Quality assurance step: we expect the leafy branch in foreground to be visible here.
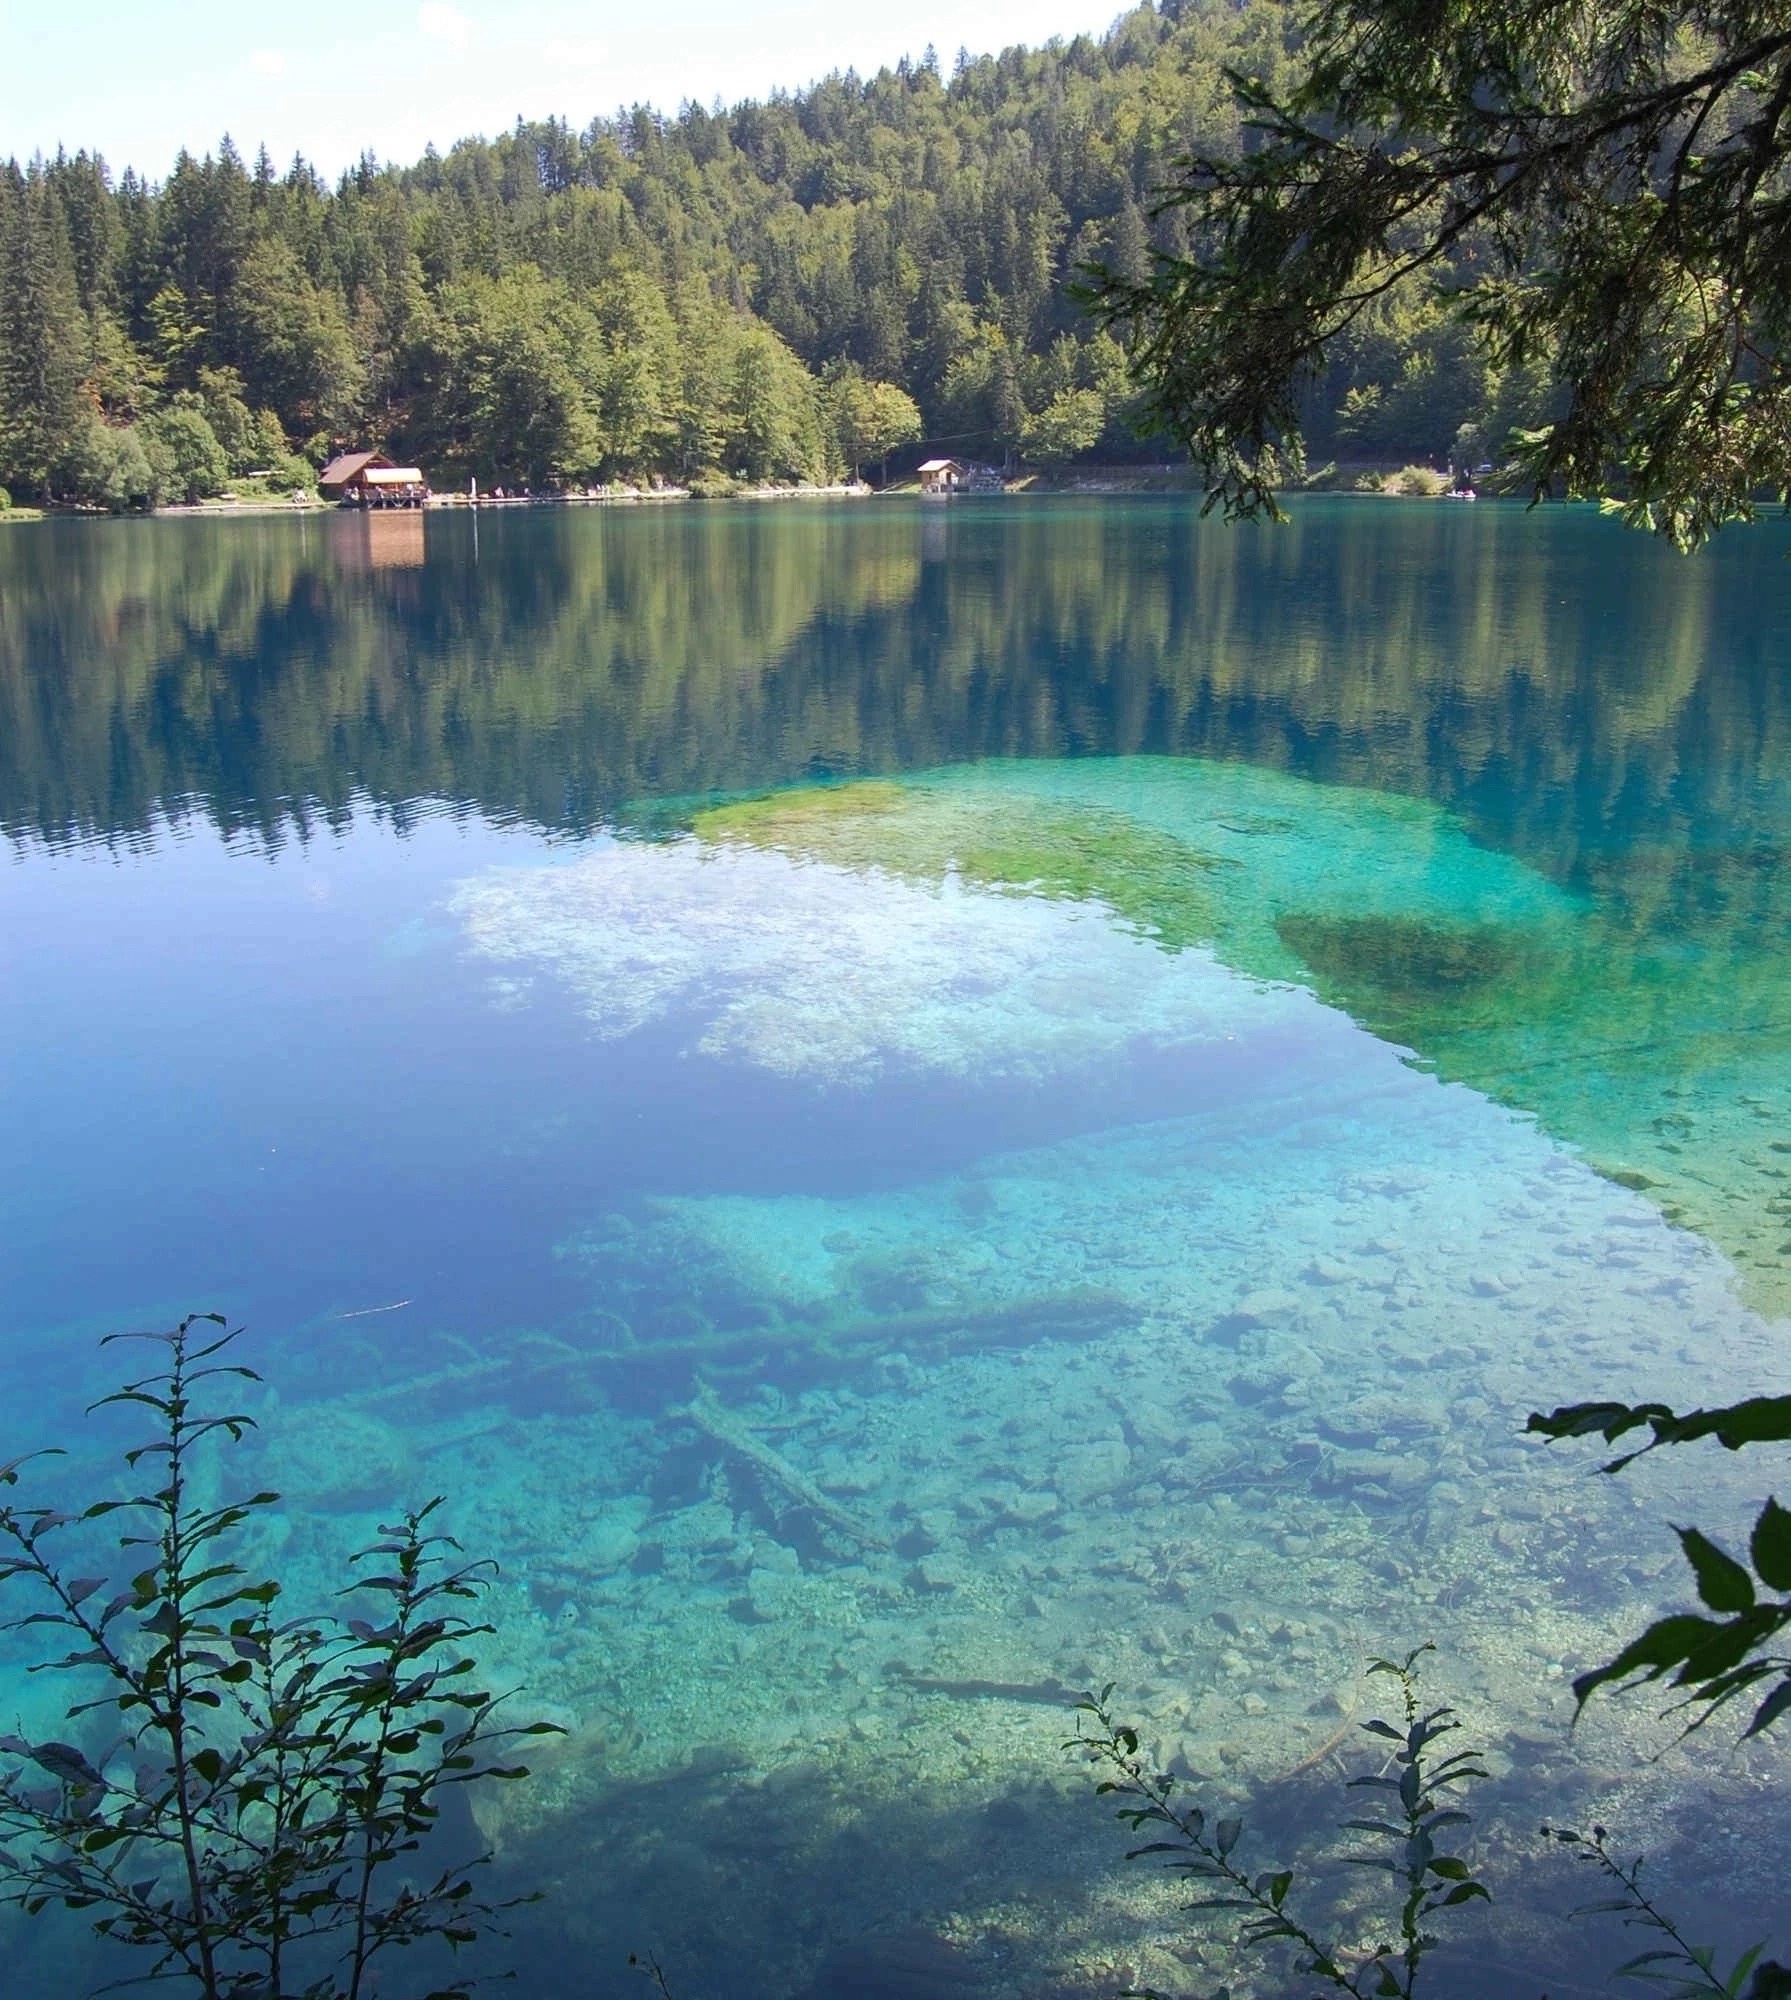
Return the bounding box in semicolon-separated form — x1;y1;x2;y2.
1070;1644;1489;1999
1084;0;1791;547
1528;1394;1791;1740
0;1313;560;1999
1543;1824;1790;2000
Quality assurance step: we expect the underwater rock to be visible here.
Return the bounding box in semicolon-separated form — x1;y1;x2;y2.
582;1509;645;1573
258;1403;415;1513
652;1498;738;1561
1209;1287;1304;1341
908;1554;967;1593
1054;1438;1132;1507
1319;1393;1449;1445
734;1567;802;1623
894;1511;951;1557
1315;1448;1430;1497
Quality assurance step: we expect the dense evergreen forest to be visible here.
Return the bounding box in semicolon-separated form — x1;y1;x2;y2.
0;0;1548;508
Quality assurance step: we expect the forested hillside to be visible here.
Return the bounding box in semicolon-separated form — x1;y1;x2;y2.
0;0;1542;507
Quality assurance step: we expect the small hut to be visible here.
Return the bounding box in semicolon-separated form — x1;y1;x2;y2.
318;452;429;508
917;458;965;496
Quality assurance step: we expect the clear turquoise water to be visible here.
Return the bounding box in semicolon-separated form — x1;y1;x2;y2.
2;498;1789;1995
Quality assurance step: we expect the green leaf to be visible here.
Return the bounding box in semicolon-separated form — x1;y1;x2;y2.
1723;1944;1764;1997
1750;1497;1791;1593
1574;1614;1725;1707
1526;1401;1669;1446
1688;1397;1791;1451
1674;1610;1777;1689
1676;1528;1755;1613
1742;1677;1791;1739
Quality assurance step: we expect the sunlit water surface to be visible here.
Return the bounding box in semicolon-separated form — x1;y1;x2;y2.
3;499;1790;1996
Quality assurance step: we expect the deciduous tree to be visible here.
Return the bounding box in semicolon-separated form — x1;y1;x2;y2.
1089;0;1791;545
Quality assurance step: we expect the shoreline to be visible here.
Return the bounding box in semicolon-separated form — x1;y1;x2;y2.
6;471;1508;525
3;478;1495;524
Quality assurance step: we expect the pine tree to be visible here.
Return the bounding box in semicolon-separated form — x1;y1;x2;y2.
0;163;86;500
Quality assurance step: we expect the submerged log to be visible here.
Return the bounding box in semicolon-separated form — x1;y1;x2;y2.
594;1285;1135;1374
677;1383;891;1551
322;1287;1135;1418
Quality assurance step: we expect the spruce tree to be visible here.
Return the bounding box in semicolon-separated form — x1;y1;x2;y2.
0;163;86;500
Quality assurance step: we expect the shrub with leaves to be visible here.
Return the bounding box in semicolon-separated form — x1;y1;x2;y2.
1544;1825;1790;2000
0;1314;559;2000
1528;1394;1791;1740
1070;1644;1489;1999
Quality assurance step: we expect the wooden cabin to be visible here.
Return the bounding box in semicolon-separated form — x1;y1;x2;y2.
918;457;1005;496
318;452;429;508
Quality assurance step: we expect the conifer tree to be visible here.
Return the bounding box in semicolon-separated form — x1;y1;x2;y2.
0;163;86;499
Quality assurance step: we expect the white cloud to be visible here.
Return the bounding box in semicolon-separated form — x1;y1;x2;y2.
417;4;473;50
247;48;287;77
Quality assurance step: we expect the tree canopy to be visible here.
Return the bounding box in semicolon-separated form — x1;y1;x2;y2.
0;6;1279;507
1090;0;1791;545
16;0;1775;519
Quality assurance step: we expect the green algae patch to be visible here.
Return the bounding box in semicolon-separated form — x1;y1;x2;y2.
695;781;910;840
693;781;1226;950
1273;913;1551;1025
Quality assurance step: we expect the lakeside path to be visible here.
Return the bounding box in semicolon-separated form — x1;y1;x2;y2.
6;473;1490;523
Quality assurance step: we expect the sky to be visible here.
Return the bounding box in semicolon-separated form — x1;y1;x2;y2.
0;0;1120;182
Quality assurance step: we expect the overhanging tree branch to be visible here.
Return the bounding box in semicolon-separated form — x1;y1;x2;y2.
1085;2;1791;546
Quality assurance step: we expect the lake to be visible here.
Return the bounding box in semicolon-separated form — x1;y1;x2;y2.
2;496;1788;1995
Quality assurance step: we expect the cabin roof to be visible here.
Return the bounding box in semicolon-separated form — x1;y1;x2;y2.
916;458;961;473
317;451;390;487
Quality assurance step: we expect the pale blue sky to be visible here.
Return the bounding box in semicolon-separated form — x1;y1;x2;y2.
0;0;1118;181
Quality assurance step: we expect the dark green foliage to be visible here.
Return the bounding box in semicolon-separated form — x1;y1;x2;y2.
145;401;231;503
1070;1645;1490;1998
1529;1395;1791;1742
0;159;86;499
0;3;1577;507
1273;913;1528;1015
0;1315;558;1999
1529;1395;1791;1470
1086;0;1791;544
1544;1825;1787;1999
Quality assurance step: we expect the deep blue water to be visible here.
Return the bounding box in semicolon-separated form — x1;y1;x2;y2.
2;497;1790;1997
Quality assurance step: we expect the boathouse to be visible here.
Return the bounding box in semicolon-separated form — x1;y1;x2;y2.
317;452;429;507
918;457;1005;496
